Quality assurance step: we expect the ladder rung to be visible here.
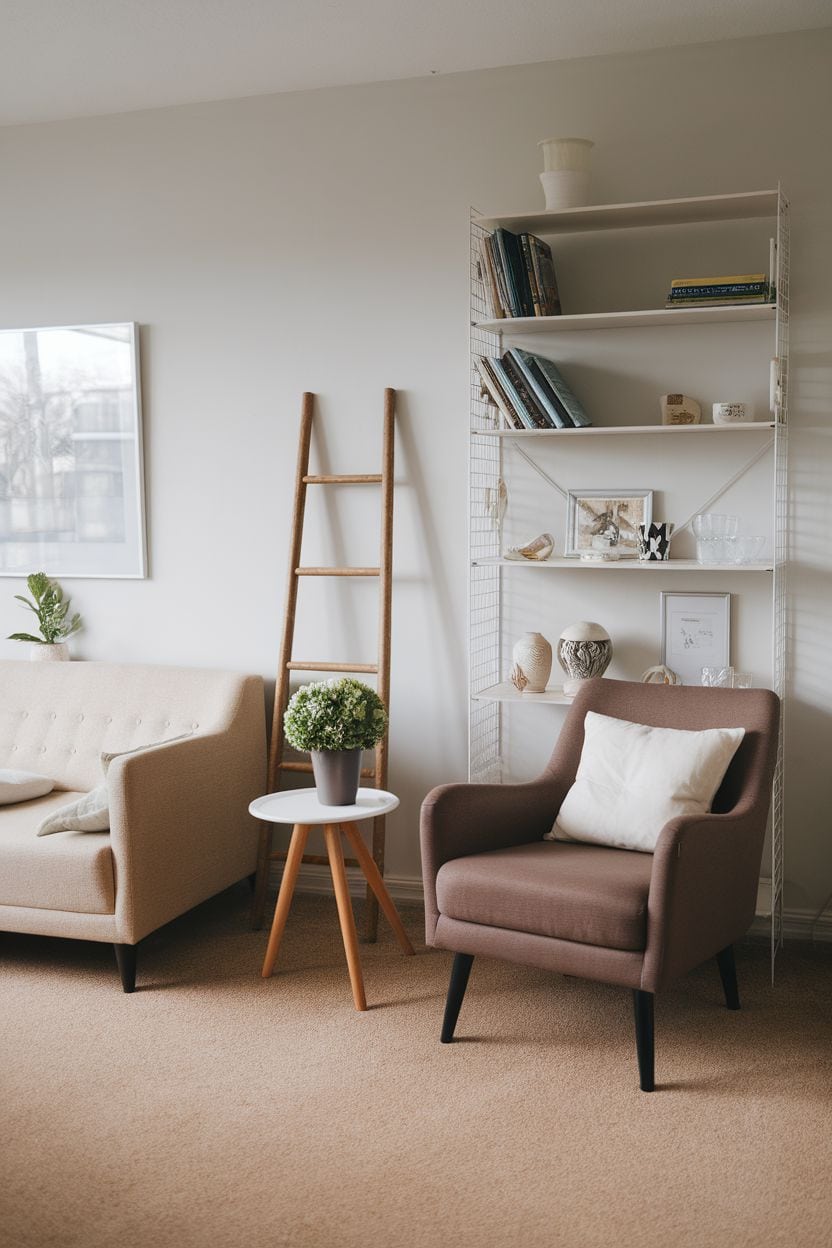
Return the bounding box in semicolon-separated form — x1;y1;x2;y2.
287;661;378;674
303;474;382;485
270;851;360;869
279;761;376;779
295;567;379;577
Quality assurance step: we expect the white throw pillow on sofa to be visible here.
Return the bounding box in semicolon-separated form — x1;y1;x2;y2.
545;711;745;853
0;770;55;805
36;734;191;837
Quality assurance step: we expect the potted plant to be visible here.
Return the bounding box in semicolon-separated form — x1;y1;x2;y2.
7;572;83;661
284;677;388;806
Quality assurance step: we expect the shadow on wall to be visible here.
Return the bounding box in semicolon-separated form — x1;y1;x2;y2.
784;330;832;912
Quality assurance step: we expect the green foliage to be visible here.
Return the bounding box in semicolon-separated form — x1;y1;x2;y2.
284;678;388;752
8;571;83;645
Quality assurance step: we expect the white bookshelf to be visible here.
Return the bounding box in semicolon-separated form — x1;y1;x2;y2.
469;186;789;974
477;303;775;335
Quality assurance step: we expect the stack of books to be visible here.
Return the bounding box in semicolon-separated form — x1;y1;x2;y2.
479;229;561;319
476;349;591;430
665;273;771;308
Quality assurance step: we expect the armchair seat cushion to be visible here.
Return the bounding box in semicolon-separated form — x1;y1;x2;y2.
0;792;115;914
435;841;653;952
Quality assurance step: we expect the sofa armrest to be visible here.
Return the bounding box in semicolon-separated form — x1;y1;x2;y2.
421;774;569;943
107;705;266;944
642;805;765;992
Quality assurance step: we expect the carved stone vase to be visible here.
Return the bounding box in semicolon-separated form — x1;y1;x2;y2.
511;632;553;694
557;621;612;698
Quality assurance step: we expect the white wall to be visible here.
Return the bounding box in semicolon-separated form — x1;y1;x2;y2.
0;29;830;908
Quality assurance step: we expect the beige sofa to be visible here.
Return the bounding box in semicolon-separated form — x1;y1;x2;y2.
0;660;266;991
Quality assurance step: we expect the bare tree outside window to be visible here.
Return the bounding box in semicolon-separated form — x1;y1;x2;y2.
0;323;146;578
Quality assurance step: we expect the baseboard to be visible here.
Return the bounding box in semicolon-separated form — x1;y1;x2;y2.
278;865;832;943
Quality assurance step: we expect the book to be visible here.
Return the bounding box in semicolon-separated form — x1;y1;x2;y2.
514;349;592;428
527;235;562;316
478;236;504;320
500;354;555;428
519;235;542;316
665;295;771;308
668;282;768;298
486;357;538;429
504;349;572;428
670;272;767;288
476;358;525;429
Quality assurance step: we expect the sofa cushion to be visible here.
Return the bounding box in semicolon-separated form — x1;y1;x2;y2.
435;841;653;951
547;711;745;853
0;770;54;805
0;792;115;914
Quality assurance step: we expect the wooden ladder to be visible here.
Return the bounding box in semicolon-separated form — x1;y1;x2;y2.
251;389;395;941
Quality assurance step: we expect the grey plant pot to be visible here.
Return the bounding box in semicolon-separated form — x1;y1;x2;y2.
310;748;363;806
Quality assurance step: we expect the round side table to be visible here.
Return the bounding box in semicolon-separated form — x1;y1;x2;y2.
249;787;414;1011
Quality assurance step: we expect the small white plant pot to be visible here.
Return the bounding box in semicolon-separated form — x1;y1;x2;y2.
538;138;594;209
712;402;753;425
29;642;70;662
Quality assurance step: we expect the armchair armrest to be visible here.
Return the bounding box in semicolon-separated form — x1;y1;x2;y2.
107;713;266;944
421;773;569;943
642;804;766;992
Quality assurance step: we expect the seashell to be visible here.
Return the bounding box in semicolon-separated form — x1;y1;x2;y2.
505;532;554;561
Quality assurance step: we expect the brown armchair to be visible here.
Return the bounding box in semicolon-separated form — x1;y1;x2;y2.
420;678;780;1091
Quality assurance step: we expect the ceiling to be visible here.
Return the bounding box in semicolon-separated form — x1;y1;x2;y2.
2;0;832;126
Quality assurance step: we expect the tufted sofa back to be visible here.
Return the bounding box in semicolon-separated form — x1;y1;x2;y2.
0;661;251;791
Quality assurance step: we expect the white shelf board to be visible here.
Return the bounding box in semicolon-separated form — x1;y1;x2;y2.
473;681;571;705
476;304;776;335
474;189;779;235
474;557;774;572
472;422;776;438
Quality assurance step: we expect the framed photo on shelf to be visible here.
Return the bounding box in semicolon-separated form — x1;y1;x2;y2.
660;592;731;686
0;322;146;579
565;489;653;558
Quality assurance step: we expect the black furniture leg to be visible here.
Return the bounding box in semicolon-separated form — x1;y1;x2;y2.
114;943;137;993
716;945;741;1010
441;953;474;1043
633;989;655;1092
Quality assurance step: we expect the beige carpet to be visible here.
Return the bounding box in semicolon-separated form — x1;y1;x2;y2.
2;886;831;1248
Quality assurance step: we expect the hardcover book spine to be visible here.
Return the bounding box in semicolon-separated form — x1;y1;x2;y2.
500;355;554;428
487;357;537;429
530;236;562;316
670;273;767;288
476;358;526;429
517;350;591;428
519;235;543;317
505;349;570;428
668;283;768;298
478;236;504;319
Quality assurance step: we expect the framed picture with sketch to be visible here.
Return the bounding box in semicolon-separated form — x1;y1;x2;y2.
660;592;731;686
565;488;652;558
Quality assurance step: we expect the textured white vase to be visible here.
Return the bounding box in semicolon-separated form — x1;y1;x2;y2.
556;622;611;697
29;642;70;662
511;632;552;694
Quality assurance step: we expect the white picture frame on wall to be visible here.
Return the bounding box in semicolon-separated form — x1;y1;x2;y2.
660;592;731;686
0;322;146;578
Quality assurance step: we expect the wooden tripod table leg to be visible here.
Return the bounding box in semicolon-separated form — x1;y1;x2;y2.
341;822;415;956
324;824;367;1012
261;823;309;978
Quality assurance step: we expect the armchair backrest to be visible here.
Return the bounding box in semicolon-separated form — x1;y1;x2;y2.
0;660;259;791
545;678;780;820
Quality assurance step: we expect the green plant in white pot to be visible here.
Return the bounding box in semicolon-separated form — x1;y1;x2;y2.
7;572;83;661
284;677;388;806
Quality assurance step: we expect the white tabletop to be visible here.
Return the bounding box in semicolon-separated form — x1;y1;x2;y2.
249;787;399;826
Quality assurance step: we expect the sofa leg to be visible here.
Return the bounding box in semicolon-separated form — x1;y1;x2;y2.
114;944;137;994
716;945;740;1010
633;990;655;1092
441;953;474;1043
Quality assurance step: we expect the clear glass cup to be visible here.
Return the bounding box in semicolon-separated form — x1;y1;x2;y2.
733;672;753;689
692;513;740;539
701;666;734;688
731;536;766;565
